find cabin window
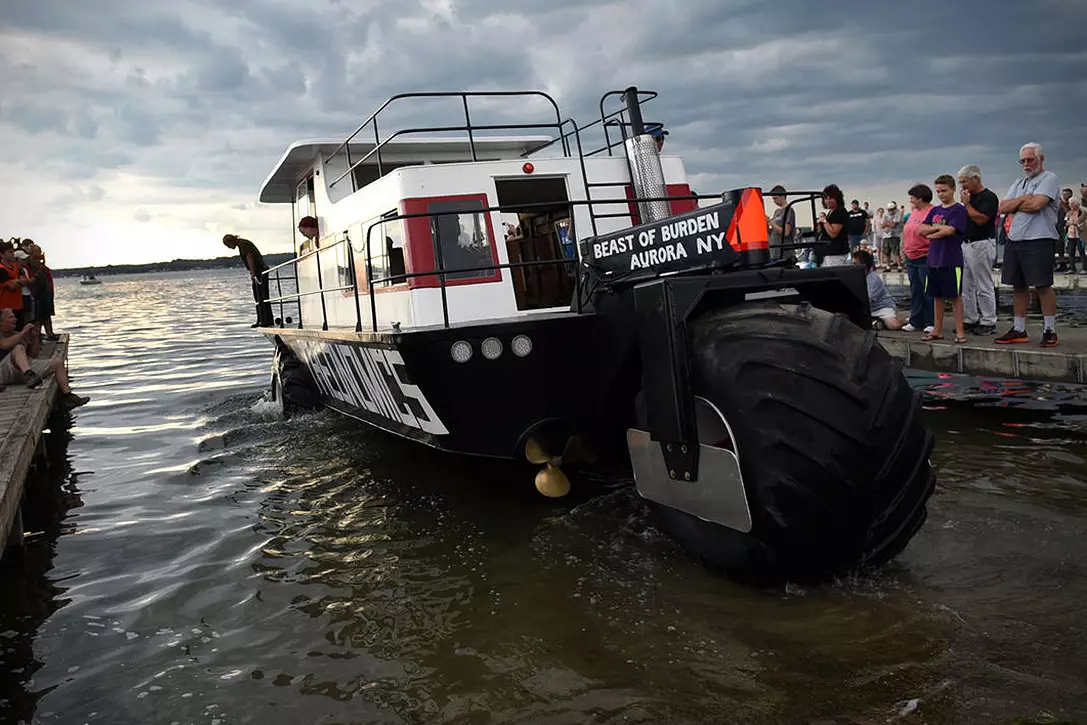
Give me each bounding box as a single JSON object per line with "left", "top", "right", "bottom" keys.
{"left": 367, "top": 212, "right": 408, "bottom": 288}
{"left": 400, "top": 193, "right": 501, "bottom": 289}
{"left": 429, "top": 198, "right": 495, "bottom": 282}
{"left": 345, "top": 211, "right": 409, "bottom": 292}
{"left": 336, "top": 230, "right": 354, "bottom": 290}
{"left": 295, "top": 175, "right": 317, "bottom": 254}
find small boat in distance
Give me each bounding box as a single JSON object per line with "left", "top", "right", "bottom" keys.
{"left": 79, "top": 273, "right": 101, "bottom": 285}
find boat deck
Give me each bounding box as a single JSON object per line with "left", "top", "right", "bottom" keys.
{"left": 0, "top": 335, "right": 67, "bottom": 557}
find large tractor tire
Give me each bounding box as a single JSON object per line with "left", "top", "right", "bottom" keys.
{"left": 648, "top": 301, "right": 935, "bottom": 586}
{"left": 271, "top": 343, "right": 321, "bottom": 419}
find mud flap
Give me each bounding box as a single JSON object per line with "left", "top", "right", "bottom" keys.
{"left": 626, "top": 428, "right": 752, "bottom": 533}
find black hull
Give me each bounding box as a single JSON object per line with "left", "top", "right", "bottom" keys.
{"left": 264, "top": 312, "right": 627, "bottom": 460}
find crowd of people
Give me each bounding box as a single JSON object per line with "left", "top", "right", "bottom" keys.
{"left": 768, "top": 142, "right": 1080, "bottom": 349}
{"left": 0, "top": 237, "right": 88, "bottom": 408}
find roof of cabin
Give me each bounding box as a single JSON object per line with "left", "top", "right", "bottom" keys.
{"left": 258, "top": 135, "right": 556, "bottom": 203}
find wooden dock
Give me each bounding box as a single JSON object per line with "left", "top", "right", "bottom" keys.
{"left": 0, "top": 335, "right": 67, "bottom": 558}
{"left": 878, "top": 326, "right": 1087, "bottom": 385}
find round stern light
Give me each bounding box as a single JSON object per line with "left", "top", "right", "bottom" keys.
{"left": 481, "top": 337, "right": 503, "bottom": 360}
{"left": 450, "top": 340, "right": 473, "bottom": 363}
{"left": 522, "top": 162, "right": 535, "bottom": 174}
{"left": 511, "top": 334, "right": 532, "bottom": 357}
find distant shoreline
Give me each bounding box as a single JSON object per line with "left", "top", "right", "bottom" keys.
{"left": 51, "top": 253, "right": 295, "bottom": 278}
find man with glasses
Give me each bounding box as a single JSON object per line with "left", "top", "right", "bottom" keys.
{"left": 995, "top": 142, "right": 1061, "bottom": 348}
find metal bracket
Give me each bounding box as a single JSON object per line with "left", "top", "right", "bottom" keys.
{"left": 633, "top": 280, "right": 701, "bottom": 481}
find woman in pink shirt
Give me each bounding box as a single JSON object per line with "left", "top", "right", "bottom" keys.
{"left": 902, "top": 183, "right": 935, "bottom": 332}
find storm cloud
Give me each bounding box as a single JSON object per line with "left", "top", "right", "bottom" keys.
{"left": 0, "top": 0, "right": 1082, "bottom": 267}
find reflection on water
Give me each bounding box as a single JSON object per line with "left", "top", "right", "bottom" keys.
{"left": 0, "top": 271, "right": 1085, "bottom": 725}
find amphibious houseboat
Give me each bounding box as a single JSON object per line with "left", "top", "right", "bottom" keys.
{"left": 252, "top": 88, "right": 936, "bottom": 586}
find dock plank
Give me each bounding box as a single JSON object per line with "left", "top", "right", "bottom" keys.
{"left": 878, "top": 326, "right": 1087, "bottom": 384}
{"left": 0, "top": 335, "right": 67, "bottom": 555}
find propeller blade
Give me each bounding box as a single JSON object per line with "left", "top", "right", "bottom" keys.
{"left": 525, "top": 436, "right": 550, "bottom": 465}
{"left": 535, "top": 463, "right": 571, "bottom": 498}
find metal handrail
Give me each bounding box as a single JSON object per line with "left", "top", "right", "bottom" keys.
{"left": 260, "top": 180, "right": 737, "bottom": 334}
{"left": 325, "top": 91, "right": 567, "bottom": 191}
{"left": 329, "top": 121, "right": 571, "bottom": 191}
{"left": 521, "top": 90, "right": 658, "bottom": 160}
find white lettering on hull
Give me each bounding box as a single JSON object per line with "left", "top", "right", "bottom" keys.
{"left": 297, "top": 340, "right": 449, "bottom": 436}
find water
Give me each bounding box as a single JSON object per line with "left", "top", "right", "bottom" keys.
{"left": 2, "top": 269, "right": 1086, "bottom": 725}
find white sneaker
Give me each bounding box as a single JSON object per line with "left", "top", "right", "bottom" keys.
{"left": 902, "top": 323, "right": 917, "bottom": 332}
{"left": 924, "top": 326, "right": 935, "bottom": 333}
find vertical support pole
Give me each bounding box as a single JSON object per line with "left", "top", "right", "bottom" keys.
{"left": 462, "top": 96, "right": 477, "bottom": 162}
{"left": 432, "top": 216, "right": 451, "bottom": 328}
{"left": 347, "top": 234, "right": 363, "bottom": 333}
{"left": 621, "top": 86, "right": 646, "bottom": 135}
{"left": 373, "top": 120, "right": 383, "bottom": 177}
{"left": 314, "top": 246, "right": 329, "bottom": 331}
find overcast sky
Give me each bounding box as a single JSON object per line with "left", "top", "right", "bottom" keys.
{"left": 1, "top": 0, "right": 1082, "bottom": 269}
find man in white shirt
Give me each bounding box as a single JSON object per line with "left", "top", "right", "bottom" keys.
{"left": 994, "top": 142, "right": 1061, "bottom": 348}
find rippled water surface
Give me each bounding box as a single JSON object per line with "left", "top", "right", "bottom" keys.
{"left": 2, "top": 269, "right": 1086, "bottom": 725}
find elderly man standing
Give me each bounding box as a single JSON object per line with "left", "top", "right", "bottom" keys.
{"left": 957, "top": 165, "right": 999, "bottom": 335}
{"left": 995, "top": 143, "right": 1061, "bottom": 348}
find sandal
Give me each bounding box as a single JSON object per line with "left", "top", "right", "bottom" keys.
{"left": 921, "top": 332, "right": 943, "bottom": 341}
{"left": 955, "top": 336, "right": 968, "bottom": 344}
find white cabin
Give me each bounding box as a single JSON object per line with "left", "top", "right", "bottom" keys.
{"left": 258, "top": 133, "right": 697, "bottom": 332}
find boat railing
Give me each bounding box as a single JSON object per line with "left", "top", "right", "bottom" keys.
{"left": 261, "top": 191, "right": 726, "bottom": 334}
{"left": 325, "top": 91, "right": 570, "bottom": 195}
{"left": 521, "top": 89, "right": 659, "bottom": 160}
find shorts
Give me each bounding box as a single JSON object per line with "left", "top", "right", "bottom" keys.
{"left": 0, "top": 354, "right": 51, "bottom": 386}
{"left": 926, "top": 266, "right": 962, "bottom": 299}
{"left": 1001, "top": 238, "right": 1055, "bottom": 288}
{"left": 881, "top": 236, "right": 901, "bottom": 257}
{"left": 872, "top": 307, "right": 898, "bottom": 322}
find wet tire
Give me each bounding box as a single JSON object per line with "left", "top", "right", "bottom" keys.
{"left": 271, "top": 344, "right": 320, "bottom": 419}
{"left": 649, "top": 301, "right": 936, "bottom": 586}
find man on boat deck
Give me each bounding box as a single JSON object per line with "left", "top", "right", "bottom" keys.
{"left": 222, "top": 234, "right": 273, "bottom": 328}
{"left": 298, "top": 216, "right": 319, "bottom": 251}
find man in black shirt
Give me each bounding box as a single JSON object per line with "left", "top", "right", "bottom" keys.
{"left": 846, "top": 199, "right": 868, "bottom": 252}
{"left": 956, "top": 165, "right": 999, "bottom": 334}
{"left": 223, "top": 234, "right": 273, "bottom": 327}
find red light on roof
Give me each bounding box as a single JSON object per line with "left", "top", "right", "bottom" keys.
{"left": 522, "top": 162, "right": 534, "bottom": 174}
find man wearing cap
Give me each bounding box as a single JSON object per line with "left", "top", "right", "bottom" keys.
{"left": 646, "top": 123, "right": 668, "bottom": 152}
{"left": 223, "top": 234, "right": 274, "bottom": 328}
{"left": 881, "top": 201, "right": 903, "bottom": 271}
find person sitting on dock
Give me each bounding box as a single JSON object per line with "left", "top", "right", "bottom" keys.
{"left": 852, "top": 249, "right": 903, "bottom": 330}
{"left": 222, "top": 234, "right": 274, "bottom": 328}
{"left": 0, "top": 308, "right": 89, "bottom": 408}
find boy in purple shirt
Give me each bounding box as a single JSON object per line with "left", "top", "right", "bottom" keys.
{"left": 918, "top": 174, "right": 968, "bottom": 343}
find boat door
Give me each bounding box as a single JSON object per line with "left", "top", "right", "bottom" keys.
{"left": 495, "top": 176, "right": 576, "bottom": 311}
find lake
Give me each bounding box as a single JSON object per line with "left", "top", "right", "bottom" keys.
{"left": 1, "top": 268, "right": 1085, "bottom": 725}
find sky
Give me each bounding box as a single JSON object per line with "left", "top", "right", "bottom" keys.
{"left": 0, "top": 0, "right": 1083, "bottom": 269}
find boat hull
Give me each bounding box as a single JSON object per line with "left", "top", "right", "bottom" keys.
{"left": 262, "top": 312, "right": 618, "bottom": 460}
